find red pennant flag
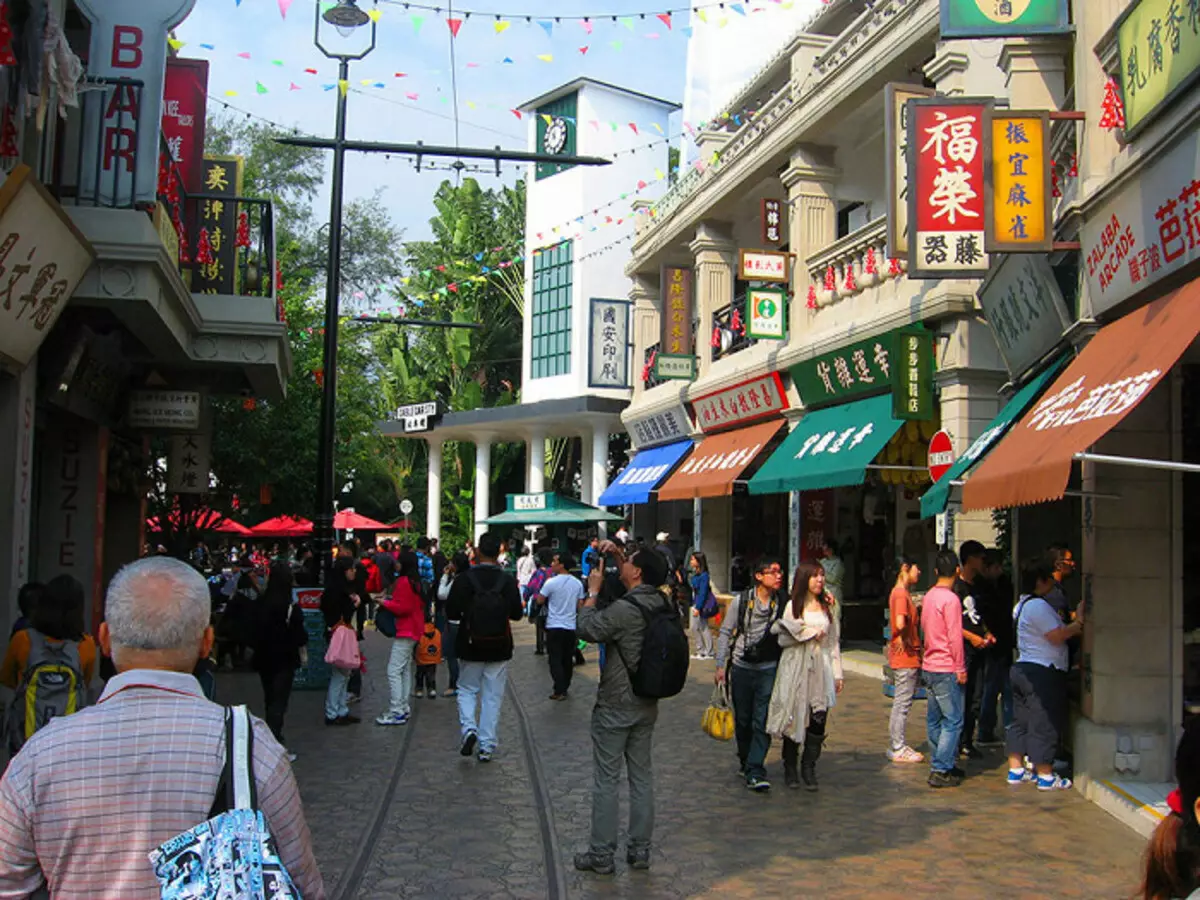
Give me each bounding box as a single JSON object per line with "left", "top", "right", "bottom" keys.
{"left": 304, "top": 67, "right": 318, "bottom": 74}
{"left": 237, "top": 51, "right": 251, "bottom": 59}
{"left": 394, "top": 72, "right": 407, "bottom": 77}
{"left": 579, "top": 45, "right": 589, "bottom": 54}
{"left": 629, "top": 123, "right": 639, "bottom": 134}
{"left": 636, "top": 180, "right": 647, "bottom": 190}
{"left": 511, "top": 109, "right": 523, "bottom": 119}
{"left": 289, "top": 82, "right": 301, "bottom": 91}
{"left": 657, "top": 12, "right": 672, "bottom": 28}
{"left": 446, "top": 17, "right": 462, "bottom": 37}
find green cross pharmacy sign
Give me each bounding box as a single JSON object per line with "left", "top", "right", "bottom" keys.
{"left": 939, "top": 0, "right": 1070, "bottom": 38}
{"left": 746, "top": 289, "right": 786, "bottom": 340}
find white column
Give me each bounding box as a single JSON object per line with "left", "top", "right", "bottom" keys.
{"left": 579, "top": 434, "right": 594, "bottom": 505}
{"left": 528, "top": 432, "right": 546, "bottom": 494}
{"left": 591, "top": 428, "right": 609, "bottom": 535}
{"left": 473, "top": 440, "right": 491, "bottom": 540}
{"left": 426, "top": 440, "right": 442, "bottom": 541}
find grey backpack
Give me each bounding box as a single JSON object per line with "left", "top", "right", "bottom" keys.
{"left": 6, "top": 630, "right": 87, "bottom": 753}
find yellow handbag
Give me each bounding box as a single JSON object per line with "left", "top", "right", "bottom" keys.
{"left": 702, "top": 683, "right": 735, "bottom": 741}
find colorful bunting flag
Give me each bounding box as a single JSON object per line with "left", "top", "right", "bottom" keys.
{"left": 277, "top": 0, "right": 293, "bottom": 18}
{"left": 538, "top": 19, "right": 553, "bottom": 37}
{"left": 657, "top": 12, "right": 672, "bottom": 29}
{"left": 537, "top": 53, "right": 553, "bottom": 62}
{"left": 446, "top": 17, "right": 462, "bottom": 37}
{"left": 579, "top": 45, "right": 589, "bottom": 54}
{"left": 581, "top": 20, "right": 593, "bottom": 34}
{"left": 411, "top": 15, "right": 424, "bottom": 33}
{"left": 494, "top": 20, "right": 510, "bottom": 33}
{"left": 256, "top": 81, "right": 268, "bottom": 94}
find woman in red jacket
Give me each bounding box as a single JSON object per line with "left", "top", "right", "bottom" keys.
{"left": 375, "top": 551, "right": 426, "bottom": 726}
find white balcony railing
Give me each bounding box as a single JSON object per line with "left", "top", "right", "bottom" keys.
{"left": 804, "top": 215, "right": 905, "bottom": 308}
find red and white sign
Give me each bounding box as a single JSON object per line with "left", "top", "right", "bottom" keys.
{"left": 907, "top": 98, "right": 991, "bottom": 278}
{"left": 162, "top": 57, "right": 209, "bottom": 195}
{"left": 738, "top": 249, "right": 789, "bottom": 283}
{"left": 77, "top": 0, "right": 198, "bottom": 207}
{"left": 692, "top": 372, "right": 789, "bottom": 433}
{"left": 928, "top": 430, "right": 955, "bottom": 482}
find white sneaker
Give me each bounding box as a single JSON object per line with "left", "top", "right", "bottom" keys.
{"left": 1036, "top": 774, "right": 1073, "bottom": 791}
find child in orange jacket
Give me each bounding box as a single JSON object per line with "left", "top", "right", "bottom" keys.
{"left": 415, "top": 621, "right": 442, "bottom": 699}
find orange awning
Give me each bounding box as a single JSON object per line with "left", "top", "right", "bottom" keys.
{"left": 657, "top": 419, "right": 785, "bottom": 501}
{"left": 961, "top": 278, "right": 1200, "bottom": 511}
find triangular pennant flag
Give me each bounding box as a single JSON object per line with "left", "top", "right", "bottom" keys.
{"left": 511, "top": 109, "right": 523, "bottom": 119}
{"left": 637, "top": 180, "right": 647, "bottom": 190}
{"left": 373, "top": 82, "right": 384, "bottom": 88}
{"left": 537, "top": 53, "right": 553, "bottom": 62}
{"left": 610, "top": 122, "right": 619, "bottom": 132}
{"left": 697, "top": 9, "right": 709, "bottom": 22}
{"left": 502, "top": 56, "right": 514, "bottom": 63}
{"left": 271, "top": 59, "right": 284, "bottom": 66}
{"left": 278, "top": 0, "right": 293, "bottom": 17}
{"left": 305, "top": 67, "right": 318, "bottom": 74}
{"left": 579, "top": 45, "right": 589, "bottom": 54}
{"left": 731, "top": 3, "right": 746, "bottom": 14}
{"left": 581, "top": 19, "right": 593, "bottom": 34}
{"left": 256, "top": 81, "right": 268, "bottom": 94}
{"left": 368, "top": 8, "right": 381, "bottom": 21}
{"left": 224, "top": 90, "right": 238, "bottom": 96}
{"left": 200, "top": 43, "right": 215, "bottom": 49}
{"left": 610, "top": 40, "right": 623, "bottom": 50}
{"left": 406, "top": 92, "right": 419, "bottom": 100}
{"left": 466, "top": 100, "right": 476, "bottom": 109}
{"left": 538, "top": 19, "right": 553, "bottom": 37}
{"left": 589, "top": 119, "right": 600, "bottom": 129}
{"left": 494, "top": 20, "right": 510, "bottom": 33}
{"left": 237, "top": 51, "right": 251, "bottom": 59}
{"left": 322, "top": 83, "right": 335, "bottom": 91}
{"left": 629, "top": 123, "right": 638, "bottom": 134}
{"left": 394, "top": 72, "right": 406, "bottom": 77}
{"left": 446, "top": 17, "right": 463, "bottom": 37}
{"left": 645, "top": 32, "right": 661, "bottom": 39}
{"left": 541, "top": 114, "right": 553, "bottom": 126}
{"left": 168, "top": 38, "right": 184, "bottom": 50}
{"left": 412, "top": 15, "right": 424, "bottom": 33}
{"left": 680, "top": 26, "right": 693, "bottom": 37}
{"left": 619, "top": 16, "right": 635, "bottom": 30}
{"left": 360, "top": 78, "right": 373, "bottom": 85}
{"left": 652, "top": 122, "right": 663, "bottom": 134}
{"left": 289, "top": 82, "right": 301, "bottom": 90}
{"left": 654, "top": 168, "right": 664, "bottom": 179}
{"left": 657, "top": 12, "right": 672, "bottom": 29}
{"left": 718, "top": 17, "right": 729, "bottom": 27}
{"left": 339, "top": 80, "right": 349, "bottom": 96}
{"left": 466, "top": 61, "right": 480, "bottom": 67}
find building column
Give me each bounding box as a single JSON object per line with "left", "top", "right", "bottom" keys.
{"left": 473, "top": 440, "right": 491, "bottom": 540}
{"left": 427, "top": 439, "right": 442, "bottom": 540}
{"left": 781, "top": 145, "right": 839, "bottom": 336}
{"left": 591, "top": 428, "right": 609, "bottom": 519}
{"left": 700, "top": 495, "right": 733, "bottom": 592}
{"left": 527, "top": 432, "right": 546, "bottom": 494}
{"left": 630, "top": 274, "right": 658, "bottom": 399}
{"left": 688, "top": 222, "right": 736, "bottom": 378}
{"left": 579, "top": 433, "right": 594, "bottom": 505}
{"left": 998, "top": 36, "right": 1071, "bottom": 109}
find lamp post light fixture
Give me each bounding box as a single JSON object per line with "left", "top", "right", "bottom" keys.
{"left": 311, "top": 0, "right": 377, "bottom": 583}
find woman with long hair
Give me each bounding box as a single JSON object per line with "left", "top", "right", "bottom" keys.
{"left": 887, "top": 555, "right": 924, "bottom": 764}
{"left": 438, "top": 551, "right": 470, "bottom": 696}
{"left": 252, "top": 561, "right": 308, "bottom": 757}
{"left": 688, "top": 551, "right": 716, "bottom": 659}
{"left": 321, "top": 557, "right": 362, "bottom": 726}
{"left": 765, "top": 561, "right": 843, "bottom": 790}
{"left": 1142, "top": 718, "right": 1200, "bottom": 899}
{"left": 375, "top": 551, "right": 426, "bottom": 726}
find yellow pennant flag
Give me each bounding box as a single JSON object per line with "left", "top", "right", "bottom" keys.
{"left": 537, "top": 53, "right": 553, "bottom": 62}
{"left": 368, "top": 7, "right": 382, "bottom": 21}
{"left": 697, "top": 9, "right": 708, "bottom": 22}
{"left": 224, "top": 90, "right": 238, "bottom": 97}
{"left": 651, "top": 122, "right": 663, "bottom": 134}
{"left": 718, "top": 16, "right": 729, "bottom": 27}
{"left": 654, "top": 168, "right": 664, "bottom": 179}
{"left": 541, "top": 114, "right": 552, "bottom": 126}
{"left": 494, "top": 20, "right": 510, "bottom": 33}
{"left": 466, "top": 100, "right": 476, "bottom": 109}
{"left": 339, "top": 79, "right": 349, "bottom": 96}
{"left": 360, "top": 78, "right": 373, "bottom": 86}
{"left": 168, "top": 38, "right": 185, "bottom": 50}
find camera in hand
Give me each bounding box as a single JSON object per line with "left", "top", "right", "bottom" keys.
{"left": 740, "top": 630, "right": 782, "bottom": 665}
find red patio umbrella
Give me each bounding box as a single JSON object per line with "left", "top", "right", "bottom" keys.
{"left": 147, "top": 508, "right": 246, "bottom": 533}
{"left": 333, "top": 510, "right": 390, "bottom": 531}
{"left": 211, "top": 518, "right": 253, "bottom": 536}
{"left": 251, "top": 515, "right": 314, "bottom": 538}
{"left": 385, "top": 519, "right": 414, "bottom": 531}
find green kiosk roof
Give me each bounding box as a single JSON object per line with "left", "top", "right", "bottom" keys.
{"left": 748, "top": 394, "right": 905, "bottom": 495}
{"left": 482, "top": 492, "right": 624, "bottom": 526}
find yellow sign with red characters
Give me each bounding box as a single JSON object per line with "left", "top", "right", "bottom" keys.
{"left": 984, "top": 110, "right": 1052, "bottom": 253}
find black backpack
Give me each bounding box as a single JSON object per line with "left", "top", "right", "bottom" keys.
{"left": 465, "top": 568, "right": 511, "bottom": 648}
{"left": 618, "top": 593, "right": 690, "bottom": 699}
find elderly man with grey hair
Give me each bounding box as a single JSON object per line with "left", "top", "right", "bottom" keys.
{"left": 0, "top": 557, "right": 325, "bottom": 898}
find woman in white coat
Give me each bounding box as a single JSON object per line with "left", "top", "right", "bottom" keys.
{"left": 766, "top": 561, "right": 843, "bottom": 790}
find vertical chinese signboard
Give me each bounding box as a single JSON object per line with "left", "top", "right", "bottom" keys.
{"left": 167, "top": 432, "right": 211, "bottom": 494}
{"left": 162, "top": 57, "right": 209, "bottom": 195}
{"left": 1117, "top": 0, "right": 1200, "bottom": 138}
{"left": 800, "top": 489, "right": 835, "bottom": 562}
{"left": 893, "top": 328, "right": 934, "bottom": 421}
{"left": 761, "top": 198, "right": 784, "bottom": 245}
{"left": 588, "top": 298, "right": 631, "bottom": 389}
{"left": 939, "top": 0, "right": 1070, "bottom": 38}
{"left": 660, "top": 265, "right": 694, "bottom": 372}
{"left": 907, "top": 97, "right": 992, "bottom": 279}
{"left": 195, "top": 156, "right": 242, "bottom": 294}
{"left": 985, "top": 110, "right": 1052, "bottom": 253}
{"left": 885, "top": 83, "right": 935, "bottom": 258}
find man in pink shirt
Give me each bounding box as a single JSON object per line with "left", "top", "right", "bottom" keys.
{"left": 921, "top": 549, "right": 969, "bottom": 788}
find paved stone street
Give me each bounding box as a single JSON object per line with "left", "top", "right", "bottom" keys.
{"left": 217, "top": 622, "right": 1146, "bottom": 899}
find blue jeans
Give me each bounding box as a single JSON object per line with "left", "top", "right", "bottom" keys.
{"left": 730, "top": 664, "right": 778, "bottom": 781}
{"left": 325, "top": 667, "right": 351, "bottom": 721}
{"left": 924, "top": 670, "right": 964, "bottom": 773}
{"left": 456, "top": 660, "right": 509, "bottom": 753}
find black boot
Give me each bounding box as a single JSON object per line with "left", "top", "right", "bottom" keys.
{"left": 800, "top": 732, "right": 824, "bottom": 792}
{"left": 782, "top": 737, "right": 800, "bottom": 789}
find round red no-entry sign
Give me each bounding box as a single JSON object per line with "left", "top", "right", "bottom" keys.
{"left": 928, "top": 431, "right": 955, "bottom": 483}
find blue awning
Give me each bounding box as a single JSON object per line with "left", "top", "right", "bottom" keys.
{"left": 598, "top": 439, "right": 694, "bottom": 506}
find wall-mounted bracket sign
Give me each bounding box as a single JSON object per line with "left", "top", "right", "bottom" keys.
{"left": 654, "top": 353, "right": 697, "bottom": 381}
{"left": 746, "top": 288, "right": 787, "bottom": 340}
{"left": 738, "top": 249, "right": 790, "bottom": 283}
{"left": 984, "top": 109, "right": 1053, "bottom": 254}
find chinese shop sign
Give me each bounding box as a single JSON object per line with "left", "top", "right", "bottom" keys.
{"left": 885, "top": 83, "right": 935, "bottom": 258}
{"left": 907, "top": 98, "right": 992, "bottom": 279}
{"left": 799, "top": 489, "right": 835, "bottom": 561}
{"left": 791, "top": 332, "right": 896, "bottom": 408}
{"left": 985, "top": 110, "right": 1052, "bottom": 253}
{"left": 162, "top": 57, "right": 209, "bottom": 195}
{"left": 746, "top": 289, "right": 787, "bottom": 340}
{"left": 0, "top": 166, "right": 96, "bottom": 372}
{"left": 693, "top": 372, "right": 788, "bottom": 433}
{"left": 1081, "top": 130, "right": 1200, "bottom": 316}
{"left": 629, "top": 403, "right": 693, "bottom": 449}
{"left": 127, "top": 390, "right": 201, "bottom": 431}
{"left": 195, "top": 156, "right": 242, "bottom": 294}
{"left": 761, "top": 198, "right": 784, "bottom": 245}
{"left": 660, "top": 265, "right": 694, "bottom": 356}
{"left": 588, "top": 298, "right": 631, "bottom": 389}
{"left": 738, "top": 249, "right": 790, "bottom": 283}
{"left": 167, "top": 432, "right": 211, "bottom": 494}
{"left": 76, "top": 0, "right": 198, "bottom": 207}
{"left": 939, "top": 0, "right": 1070, "bottom": 38}
{"left": 977, "top": 253, "right": 1070, "bottom": 377}
{"left": 1118, "top": 0, "right": 1200, "bottom": 138}
{"left": 893, "top": 327, "right": 934, "bottom": 421}
{"left": 654, "top": 353, "right": 697, "bottom": 381}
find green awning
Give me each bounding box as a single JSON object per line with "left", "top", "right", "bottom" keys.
{"left": 482, "top": 493, "right": 624, "bottom": 526}
{"left": 748, "top": 394, "right": 905, "bottom": 495}
{"left": 919, "top": 354, "right": 1069, "bottom": 519}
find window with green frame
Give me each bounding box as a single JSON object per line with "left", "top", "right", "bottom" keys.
{"left": 535, "top": 92, "right": 577, "bottom": 181}
{"left": 531, "top": 240, "right": 573, "bottom": 379}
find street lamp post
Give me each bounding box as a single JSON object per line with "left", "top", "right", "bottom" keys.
{"left": 312, "top": 0, "right": 376, "bottom": 583}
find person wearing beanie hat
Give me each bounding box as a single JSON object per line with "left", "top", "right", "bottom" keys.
{"left": 1142, "top": 718, "right": 1200, "bottom": 899}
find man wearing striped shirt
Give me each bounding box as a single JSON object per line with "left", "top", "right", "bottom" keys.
{"left": 0, "top": 557, "right": 325, "bottom": 898}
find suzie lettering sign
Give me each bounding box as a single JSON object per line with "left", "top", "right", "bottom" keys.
{"left": 692, "top": 372, "right": 788, "bottom": 433}
{"left": 907, "top": 98, "right": 992, "bottom": 279}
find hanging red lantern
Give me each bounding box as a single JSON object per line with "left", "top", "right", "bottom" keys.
{"left": 236, "top": 210, "right": 251, "bottom": 249}
{"left": 157, "top": 158, "right": 169, "bottom": 196}
{"left": 887, "top": 257, "right": 904, "bottom": 278}
{"left": 642, "top": 349, "right": 656, "bottom": 384}
{"left": 806, "top": 284, "right": 818, "bottom": 310}
{"left": 824, "top": 265, "right": 836, "bottom": 292}
{"left": 195, "top": 227, "right": 214, "bottom": 266}
{"left": 314, "top": 367, "right": 325, "bottom": 387}
{"left": 730, "top": 307, "right": 744, "bottom": 335}
{"left": 1068, "top": 154, "right": 1078, "bottom": 178}
{"left": 1051, "top": 166, "right": 1062, "bottom": 199}
{"left": 1098, "top": 77, "right": 1126, "bottom": 131}
{"left": 843, "top": 265, "right": 857, "bottom": 292}
{"left": 864, "top": 245, "right": 879, "bottom": 276}
{"left": 710, "top": 325, "right": 721, "bottom": 349}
